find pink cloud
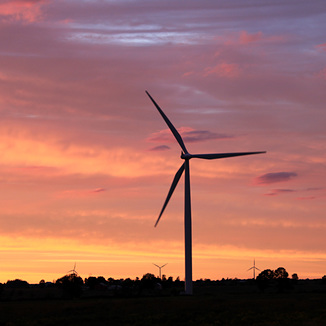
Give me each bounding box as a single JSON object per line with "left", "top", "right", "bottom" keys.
{"left": 204, "top": 62, "right": 241, "bottom": 78}
{"left": 239, "top": 31, "right": 263, "bottom": 44}
{"left": 222, "top": 30, "right": 287, "bottom": 47}
{"left": 315, "top": 67, "right": 326, "bottom": 79}
{"left": 316, "top": 43, "right": 326, "bottom": 51}
{"left": 0, "top": 0, "right": 47, "bottom": 23}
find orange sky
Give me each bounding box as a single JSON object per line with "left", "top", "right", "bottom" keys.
{"left": 0, "top": 0, "right": 325, "bottom": 283}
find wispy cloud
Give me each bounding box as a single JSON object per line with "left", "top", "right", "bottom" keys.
{"left": 305, "top": 187, "right": 325, "bottom": 192}
{"left": 264, "top": 188, "right": 296, "bottom": 196}
{"left": 148, "top": 127, "right": 233, "bottom": 144}
{"left": 92, "top": 188, "right": 106, "bottom": 193}
{"left": 264, "top": 186, "right": 325, "bottom": 198}
{"left": 59, "top": 188, "right": 106, "bottom": 198}
{"left": 255, "top": 172, "right": 298, "bottom": 185}
{"left": 204, "top": 62, "right": 241, "bottom": 78}
{"left": 148, "top": 145, "right": 170, "bottom": 152}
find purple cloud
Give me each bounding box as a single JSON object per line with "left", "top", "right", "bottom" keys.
{"left": 92, "top": 188, "right": 106, "bottom": 193}
{"left": 149, "top": 145, "right": 171, "bottom": 152}
{"left": 256, "top": 172, "right": 298, "bottom": 185}
{"left": 273, "top": 189, "right": 296, "bottom": 193}
{"left": 148, "top": 128, "right": 233, "bottom": 144}
{"left": 264, "top": 189, "right": 296, "bottom": 196}
{"left": 182, "top": 130, "right": 232, "bottom": 143}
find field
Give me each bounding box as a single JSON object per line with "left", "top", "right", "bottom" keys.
{"left": 1, "top": 282, "right": 326, "bottom": 325}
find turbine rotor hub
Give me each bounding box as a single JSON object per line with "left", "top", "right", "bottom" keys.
{"left": 181, "top": 152, "right": 192, "bottom": 160}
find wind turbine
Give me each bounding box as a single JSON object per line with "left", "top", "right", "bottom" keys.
{"left": 153, "top": 263, "right": 168, "bottom": 279}
{"left": 67, "top": 262, "right": 78, "bottom": 276}
{"left": 146, "top": 91, "right": 266, "bottom": 295}
{"left": 247, "top": 259, "right": 261, "bottom": 279}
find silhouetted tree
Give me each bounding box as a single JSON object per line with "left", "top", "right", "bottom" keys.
{"left": 85, "top": 276, "right": 107, "bottom": 290}
{"left": 123, "top": 277, "right": 133, "bottom": 286}
{"left": 141, "top": 273, "right": 159, "bottom": 290}
{"left": 274, "top": 267, "right": 288, "bottom": 279}
{"left": 257, "top": 267, "right": 292, "bottom": 292}
{"left": 175, "top": 276, "right": 181, "bottom": 285}
{"left": 291, "top": 273, "right": 298, "bottom": 281}
{"left": 107, "top": 277, "right": 115, "bottom": 284}
{"left": 56, "top": 274, "right": 83, "bottom": 298}
{"left": 161, "top": 276, "right": 173, "bottom": 290}
{"left": 291, "top": 273, "right": 299, "bottom": 285}
{"left": 256, "top": 269, "right": 274, "bottom": 292}
{"left": 274, "top": 267, "right": 290, "bottom": 292}
{"left": 257, "top": 269, "right": 274, "bottom": 281}
{"left": 6, "top": 279, "right": 29, "bottom": 288}
{"left": 97, "top": 276, "right": 107, "bottom": 284}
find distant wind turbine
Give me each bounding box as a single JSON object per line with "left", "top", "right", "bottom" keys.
{"left": 67, "top": 262, "right": 78, "bottom": 276}
{"left": 146, "top": 91, "right": 266, "bottom": 295}
{"left": 153, "top": 263, "right": 168, "bottom": 279}
{"left": 247, "top": 259, "right": 261, "bottom": 279}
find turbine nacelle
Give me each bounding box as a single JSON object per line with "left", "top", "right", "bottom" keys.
{"left": 181, "top": 152, "right": 192, "bottom": 160}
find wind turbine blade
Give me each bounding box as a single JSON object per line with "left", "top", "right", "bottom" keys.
{"left": 189, "top": 151, "right": 266, "bottom": 160}
{"left": 154, "top": 163, "right": 185, "bottom": 227}
{"left": 161, "top": 263, "right": 168, "bottom": 268}
{"left": 146, "top": 91, "right": 188, "bottom": 154}
{"left": 247, "top": 267, "right": 254, "bottom": 271}
{"left": 153, "top": 263, "right": 160, "bottom": 268}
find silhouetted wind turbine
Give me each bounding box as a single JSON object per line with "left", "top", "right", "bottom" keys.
{"left": 146, "top": 91, "right": 266, "bottom": 295}
{"left": 67, "top": 262, "right": 78, "bottom": 276}
{"left": 247, "top": 259, "right": 260, "bottom": 279}
{"left": 153, "top": 263, "right": 168, "bottom": 279}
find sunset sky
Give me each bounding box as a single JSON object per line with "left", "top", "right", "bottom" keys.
{"left": 0, "top": 0, "right": 325, "bottom": 283}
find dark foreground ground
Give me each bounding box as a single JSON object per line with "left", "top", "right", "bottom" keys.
{"left": 1, "top": 283, "right": 326, "bottom": 325}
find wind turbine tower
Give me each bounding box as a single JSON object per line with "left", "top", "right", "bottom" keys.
{"left": 247, "top": 259, "right": 261, "bottom": 279}
{"left": 153, "top": 263, "right": 168, "bottom": 279}
{"left": 146, "top": 91, "right": 266, "bottom": 295}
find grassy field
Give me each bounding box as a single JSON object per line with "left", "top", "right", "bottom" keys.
{"left": 1, "top": 288, "right": 326, "bottom": 325}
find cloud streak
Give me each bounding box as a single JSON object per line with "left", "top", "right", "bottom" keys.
{"left": 148, "top": 145, "right": 171, "bottom": 152}
{"left": 264, "top": 189, "right": 296, "bottom": 196}
{"left": 255, "top": 172, "right": 298, "bottom": 185}
{"left": 148, "top": 127, "right": 233, "bottom": 144}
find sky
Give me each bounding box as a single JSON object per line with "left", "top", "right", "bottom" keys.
{"left": 0, "top": 0, "right": 325, "bottom": 283}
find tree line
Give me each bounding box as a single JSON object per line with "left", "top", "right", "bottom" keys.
{"left": 1, "top": 267, "right": 326, "bottom": 299}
